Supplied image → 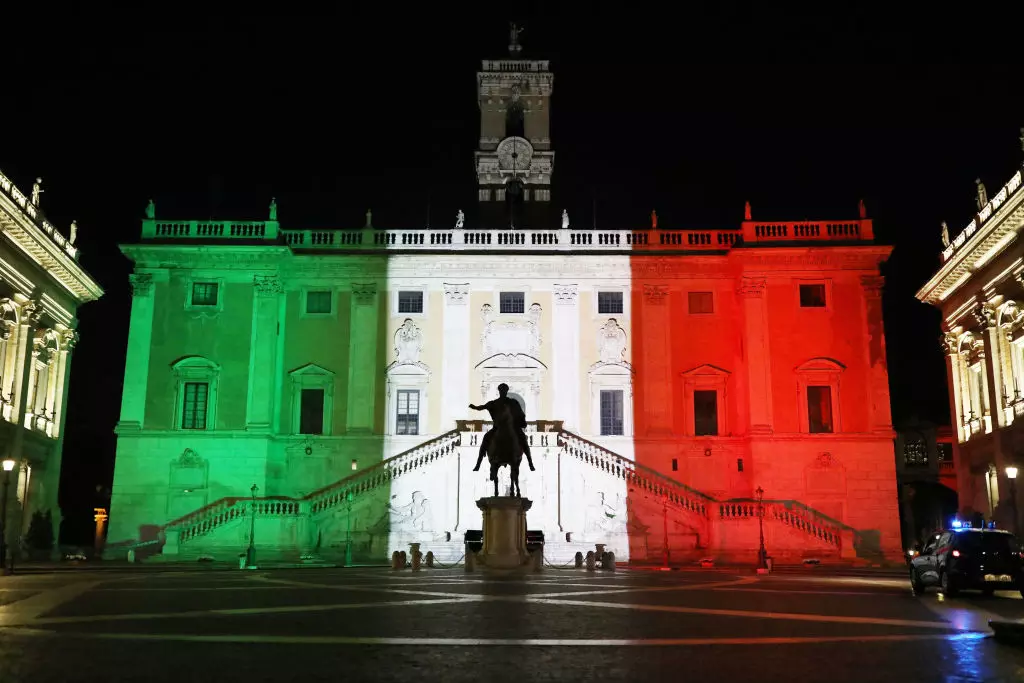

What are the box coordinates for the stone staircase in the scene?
[123,425,867,565]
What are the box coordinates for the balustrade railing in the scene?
[718,498,848,547]
[163,429,462,545]
[558,430,713,518]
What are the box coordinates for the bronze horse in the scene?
[477,402,525,497]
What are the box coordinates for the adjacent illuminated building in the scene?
[107,45,903,564]
[917,152,1024,532]
[0,171,103,553]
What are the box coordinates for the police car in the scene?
[909,521,1023,597]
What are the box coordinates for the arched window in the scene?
[171,356,220,431]
[505,100,525,139]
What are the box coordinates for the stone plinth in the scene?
[475,496,534,571]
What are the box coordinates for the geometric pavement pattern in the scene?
[2,568,1024,682]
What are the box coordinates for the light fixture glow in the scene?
[1007,466,1018,480]
[1,459,14,472]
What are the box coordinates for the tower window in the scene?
[396,389,420,435]
[694,390,719,436]
[799,284,827,308]
[398,291,424,314]
[600,390,624,436]
[807,385,834,433]
[500,292,525,314]
[505,101,525,139]
[688,292,714,314]
[598,292,624,315]
[191,283,218,307]
[306,291,332,314]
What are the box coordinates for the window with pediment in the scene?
[289,364,335,436]
[795,358,845,434]
[172,356,220,431]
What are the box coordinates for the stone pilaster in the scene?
[641,284,671,434]
[49,329,77,438]
[9,299,41,434]
[941,332,965,443]
[441,284,470,431]
[246,275,283,431]
[118,273,155,430]
[346,283,379,432]
[552,284,580,430]
[737,277,773,434]
[860,276,892,433]
[976,303,1006,429]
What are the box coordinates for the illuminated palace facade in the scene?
[107,52,902,565]
[0,170,103,554]
[917,153,1024,531]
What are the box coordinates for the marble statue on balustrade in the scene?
[941,221,950,248]
[455,209,465,229]
[145,199,156,219]
[269,198,277,220]
[69,220,78,246]
[561,209,569,229]
[470,383,535,497]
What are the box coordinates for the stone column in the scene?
[861,276,893,433]
[942,333,966,443]
[9,299,41,438]
[118,274,155,430]
[737,278,773,434]
[246,275,283,431]
[346,283,379,432]
[977,303,1007,429]
[641,284,671,434]
[441,284,470,431]
[977,303,1013,506]
[552,284,579,430]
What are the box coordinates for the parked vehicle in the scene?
[910,523,1022,597]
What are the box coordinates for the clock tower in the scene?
[475,26,555,229]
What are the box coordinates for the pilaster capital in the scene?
[553,284,578,305]
[860,275,885,298]
[60,329,80,352]
[974,303,997,329]
[351,283,378,306]
[128,273,154,297]
[19,299,43,326]
[642,284,668,305]
[253,274,283,297]
[737,277,766,299]
[444,283,469,305]
[940,332,959,355]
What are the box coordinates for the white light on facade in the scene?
[1006,466,1018,480]
[1,458,14,472]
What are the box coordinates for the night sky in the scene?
[4,9,1022,543]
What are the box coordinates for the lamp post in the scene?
[1,459,15,575]
[344,491,354,568]
[245,484,258,569]
[1006,466,1019,536]
[756,486,767,569]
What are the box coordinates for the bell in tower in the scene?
[475,25,555,229]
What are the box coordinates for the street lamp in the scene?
[1,459,15,575]
[1006,466,1019,536]
[344,491,354,568]
[756,486,767,569]
[245,484,258,569]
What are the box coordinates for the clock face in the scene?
[496,136,533,172]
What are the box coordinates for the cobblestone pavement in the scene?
[2,567,1024,682]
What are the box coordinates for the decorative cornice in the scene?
[642,284,668,305]
[253,274,283,297]
[128,273,154,297]
[20,299,42,326]
[443,283,469,305]
[351,283,377,306]
[553,284,578,305]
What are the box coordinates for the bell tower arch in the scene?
[475,25,555,228]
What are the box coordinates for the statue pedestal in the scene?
[474,497,534,571]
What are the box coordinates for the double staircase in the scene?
[132,424,867,565]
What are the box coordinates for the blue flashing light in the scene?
[952,520,963,529]
[988,522,997,530]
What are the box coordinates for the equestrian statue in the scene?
[469,383,536,497]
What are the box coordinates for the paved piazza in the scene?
[2,567,1024,681]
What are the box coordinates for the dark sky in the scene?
[4,9,1022,542]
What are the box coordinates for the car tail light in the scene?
[951,550,961,558]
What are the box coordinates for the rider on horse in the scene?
[469,383,535,472]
